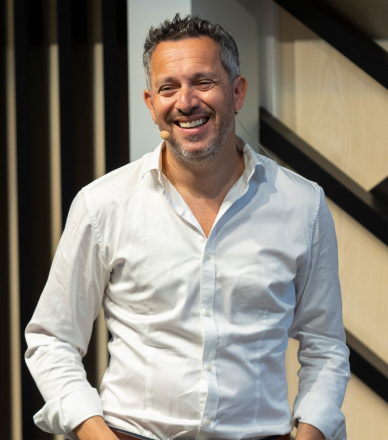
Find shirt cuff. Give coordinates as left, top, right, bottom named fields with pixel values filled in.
left=33, top=387, right=104, bottom=438
left=293, top=391, right=347, bottom=440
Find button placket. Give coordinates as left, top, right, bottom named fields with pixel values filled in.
left=203, top=418, right=211, bottom=427
left=204, top=363, right=212, bottom=372
left=197, top=236, right=219, bottom=438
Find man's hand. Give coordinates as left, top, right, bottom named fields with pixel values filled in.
left=73, top=416, right=119, bottom=440
left=295, top=422, right=325, bottom=440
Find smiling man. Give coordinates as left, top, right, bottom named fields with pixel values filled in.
left=26, top=14, right=350, bottom=440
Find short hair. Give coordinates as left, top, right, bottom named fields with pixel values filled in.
left=143, top=13, right=240, bottom=89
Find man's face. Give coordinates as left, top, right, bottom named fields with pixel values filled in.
left=144, top=37, right=245, bottom=162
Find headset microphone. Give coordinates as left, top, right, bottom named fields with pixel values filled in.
left=153, top=123, right=171, bottom=140
left=160, top=130, right=170, bottom=140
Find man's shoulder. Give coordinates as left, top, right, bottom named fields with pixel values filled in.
left=81, top=150, right=157, bottom=212
left=255, top=150, right=321, bottom=211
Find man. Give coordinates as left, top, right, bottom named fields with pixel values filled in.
left=26, top=14, right=350, bottom=440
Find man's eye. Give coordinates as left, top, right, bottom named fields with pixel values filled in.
left=197, top=81, right=213, bottom=89
left=160, top=86, right=175, bottom=92
left=159, top=87, right=177, bottom=96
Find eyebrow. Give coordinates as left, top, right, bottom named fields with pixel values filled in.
left=155, top=71, right=217, bottom=87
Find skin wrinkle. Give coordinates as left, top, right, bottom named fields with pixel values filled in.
left=154, top=71, right=223, bottom=91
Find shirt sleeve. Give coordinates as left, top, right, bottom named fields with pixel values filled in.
left=25, top=190, right=111, bottom=439
left=288, top=186, right=350, bottom=440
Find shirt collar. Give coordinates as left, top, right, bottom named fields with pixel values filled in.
left=141, top=136, right=266, bottom=185
left=141, top=141, right=164, bottom=182
left=236, top=136, right=267, bottom=184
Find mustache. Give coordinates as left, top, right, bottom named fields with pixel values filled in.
left=165, top=108, right=215, bottom=125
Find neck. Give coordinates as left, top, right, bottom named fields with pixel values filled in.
left=162, top=134, right=245, bottom=201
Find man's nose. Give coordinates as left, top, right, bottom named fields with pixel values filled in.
left=176, top=86, right=200, bottom=113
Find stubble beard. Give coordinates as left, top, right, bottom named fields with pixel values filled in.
left=164, top=101, right=236, bottom=165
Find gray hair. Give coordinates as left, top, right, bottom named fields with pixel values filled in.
left=143, top=13, right=240, bottom=89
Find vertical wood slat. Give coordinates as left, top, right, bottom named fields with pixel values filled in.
left=47, top=2, right=62, bottom=439
left=4, top=0, right=128, bottom=437
left=13, top=0, right=37, bottom=437
left=102, top=0, right=119, bottom=173
left=90, top=0, right=109, bottom=391
left=91, top=0, right=106, bottom=180
left=57, top=0, right=76, bottom=228
left=103, top=0, right=130, bottom=171
left=3, top=0, right=19, bottom=438
left=47, top=0, right=62, bottom=255
left=14, top=0, right=53, bottom=437
left=58, top=0, right=94, bottom=222
left=116, top=0, right=130, bottom=166
left=58, top=0, right=98, bottom=391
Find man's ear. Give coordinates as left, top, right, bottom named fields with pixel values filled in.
left=233, top=76, right=248, bottom=113
left=143, top=89, right=156, bottom=122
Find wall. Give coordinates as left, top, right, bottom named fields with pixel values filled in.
left=261, top=2, right=388, bottom=438
left=127, top=0, right=191, bottom=161
left=3, top=1, right=130, bottom=438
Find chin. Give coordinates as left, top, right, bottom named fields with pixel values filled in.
left=170, top=141, right=221, bottom=163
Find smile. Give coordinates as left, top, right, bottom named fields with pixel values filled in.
left=174, top=117, right=210, bottom=129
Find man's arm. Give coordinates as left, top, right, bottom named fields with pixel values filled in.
left=289, top=187, right=350, bottom=440
left=74, top=416, right=119, bottom=440
left=296, top=423, right=324, bottom=440
left=25, top=191, right=111, bottom=438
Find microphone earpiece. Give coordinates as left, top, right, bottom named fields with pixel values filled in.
left=160, top=131, right=170, bottom=140
left=153, top=123, right=171, bottom=140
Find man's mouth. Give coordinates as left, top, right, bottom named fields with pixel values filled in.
left=174, top=117, right=210, bottom=129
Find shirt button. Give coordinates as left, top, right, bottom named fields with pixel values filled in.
left=205, top=252, right=211, bottom=260
left=205, top=363, right=212, bottom=371
left=204, top=309, right=210, bottom=317
left=204, top=418, right=211, bottom=426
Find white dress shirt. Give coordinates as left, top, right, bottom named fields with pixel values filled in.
left=25, top=138, right=350, bottom=440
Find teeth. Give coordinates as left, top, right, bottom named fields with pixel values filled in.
left=179, top=118, right=205, bottom=128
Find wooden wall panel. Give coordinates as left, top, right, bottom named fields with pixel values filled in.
left=277, top=10, right=388, bottom=362
left=285, top=338, right=299, bottom=439
left=286, top=338, right=388, bottom=439
left=293, top=39, right=388, bottom=191
left=277, top=5, right=388, bottom=435
left=342, top=374, right=388, bottom=437
left=3, top=0, right=128, bottom=437
left=278, top=8, right=388, bottom=192
left=327, top=199, right=388, bottom=364
left=277, top=2, right=388, bottom=360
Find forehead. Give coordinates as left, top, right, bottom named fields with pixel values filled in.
left=150, top=36, right=225, bottom=83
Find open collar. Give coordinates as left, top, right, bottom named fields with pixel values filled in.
left=141, top=136, right=267, bottom=186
